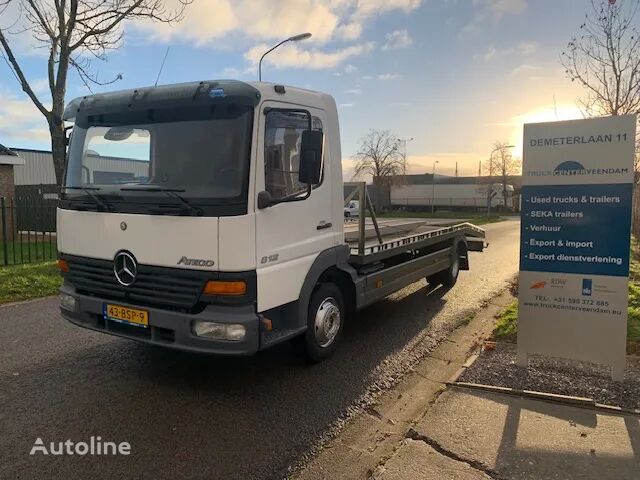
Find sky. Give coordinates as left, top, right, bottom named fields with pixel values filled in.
left=0, top=0, right=594, bottom=178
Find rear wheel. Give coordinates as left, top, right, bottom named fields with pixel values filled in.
left=298, top=283, right=344, bottom=363
left=427, top=247, right=461, bottom=288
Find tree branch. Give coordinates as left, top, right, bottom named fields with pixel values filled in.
left=0, top=28, right=50, bottom=118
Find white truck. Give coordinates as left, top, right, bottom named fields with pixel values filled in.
left=57, top=80, right=485, bottom=362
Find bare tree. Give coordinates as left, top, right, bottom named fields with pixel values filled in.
left=353, top=129, right=405, bottom=183
left=485, top=141, right=519, bottom=211
left=561, top=0, right=640, bottom=116
left=0, top=0, right=189, bottom=185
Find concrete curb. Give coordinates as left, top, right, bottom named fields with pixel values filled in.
left=444, top=339, right=640, bottom=417
left=447, top=374, right=640, bottom=417
left=0, top=295, right=57, bottom=309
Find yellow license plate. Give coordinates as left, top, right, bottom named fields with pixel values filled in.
left=104, top=304, right=149, bottom=328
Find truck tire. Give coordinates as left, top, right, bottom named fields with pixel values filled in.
left=427, top=247, right=460, bottom=288
left=298, top=283, right=345, bottom=363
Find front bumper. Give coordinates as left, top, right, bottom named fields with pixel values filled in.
left=59, top=284, right=260, bottom=355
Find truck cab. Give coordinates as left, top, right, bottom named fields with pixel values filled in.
left=58, top=79, right=483, bottom=362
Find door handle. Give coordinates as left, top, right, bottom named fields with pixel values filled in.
left=316, top=222, right=332, bottom=230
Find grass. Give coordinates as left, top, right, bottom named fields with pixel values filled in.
left=0, top=238, right=58, bottom=266
left=492, top=301, right=519, bottom=342
left=492, top=239, right=640, bottom=353
left=0, top=262, right=62, bottom=304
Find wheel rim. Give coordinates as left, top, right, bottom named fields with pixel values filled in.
left=314, top=297, right=341, bottom=348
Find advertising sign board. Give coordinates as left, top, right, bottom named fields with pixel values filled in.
left=518, top=115, right=637, bottom=380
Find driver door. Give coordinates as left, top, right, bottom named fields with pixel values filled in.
left=255, top=102, right=335, bottom=313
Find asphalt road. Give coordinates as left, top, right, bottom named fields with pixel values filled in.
left=0, top=219, right=520, bottom=480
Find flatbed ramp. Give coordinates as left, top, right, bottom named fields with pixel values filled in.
left=348, top=221, right=486, bottom=265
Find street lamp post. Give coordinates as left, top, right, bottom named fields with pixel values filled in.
left=431, top=160, right=439, bottom=214
left=259, top=33, right=312, bottom=82
left=398, top=137, right=414, bottom=169
left=486, top=144, right=515, bottom=217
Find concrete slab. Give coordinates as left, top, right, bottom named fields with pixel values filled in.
left=372, top=439, right=491, bottom=480
left=414, top=387, right=640, bottom=480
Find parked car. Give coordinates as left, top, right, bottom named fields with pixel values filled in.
left=344, top=200, right=359, bottom=218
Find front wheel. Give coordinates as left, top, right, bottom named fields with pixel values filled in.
left=297, top=283, right=345, bottom=363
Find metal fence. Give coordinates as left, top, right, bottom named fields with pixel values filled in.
left=0, top=194, right=57, bottom=266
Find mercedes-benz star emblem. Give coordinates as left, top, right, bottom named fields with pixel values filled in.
left=113, top=251, right=137, bottom=286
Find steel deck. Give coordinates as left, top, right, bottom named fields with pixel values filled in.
left=348, top=222, right=485, bottom=265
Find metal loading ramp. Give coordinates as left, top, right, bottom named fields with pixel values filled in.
left=344, top=182, right=485, bottom=266
left=348, top=222, right=486, bottom=265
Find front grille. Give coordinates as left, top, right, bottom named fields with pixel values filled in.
left=65, top=255, right=207, bottom=310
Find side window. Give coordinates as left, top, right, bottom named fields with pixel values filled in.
left=264, top=110, right=323, bottom=200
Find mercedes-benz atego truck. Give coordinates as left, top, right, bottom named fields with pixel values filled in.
left=57, top=80, right=485, bottom=362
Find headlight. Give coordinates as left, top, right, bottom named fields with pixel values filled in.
left=60, top=293, right=77, bottom=312
left=192, top=321, right=246, bottom=341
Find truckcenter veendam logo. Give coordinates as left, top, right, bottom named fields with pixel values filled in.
left=526, top=161, right=629, bottom=178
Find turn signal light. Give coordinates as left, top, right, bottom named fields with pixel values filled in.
left=203, top=280, right=247, bottom=296
left=57, top=259, right=69, bottom=273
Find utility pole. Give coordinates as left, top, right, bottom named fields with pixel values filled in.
left=431, top=160, right=439, bottom=214
left=455, top=162, right=458, bottom=178
left=398, top=137, right=413, bottom=174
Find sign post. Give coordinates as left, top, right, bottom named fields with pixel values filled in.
left=518, top=115, right=637, bottom=380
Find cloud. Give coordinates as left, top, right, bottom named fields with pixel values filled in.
left=245, top=41, right=375, bottom=70
left=339, top=103, right=355, bottom=108
left=463, top=0, right=527, bottom=35
left=476, top=0, right=527, bottom=19
left=345, top=88, right=362, bottom=94
left=382, top=29, right=413, bottom=50
left=517, top=41, right=537, bottom=56
left=135, top=1, right=425, bottom=74
left=353, top=0, right=422, bottom=18
left=336, top=22, right=363, bottom=40
left=139, top=0, right=338, bottom=45
left=474, top=41, right=538, bottom=62
left=344, top=64, right=358, bottom=73
left=0, top=89, right=50, bottom=144
left=377, top=73, right=402, bottom=80
left=510, top=64, right=542, bottom=77
left=139, top=0, right=423, bottom=46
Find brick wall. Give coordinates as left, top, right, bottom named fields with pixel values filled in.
left=0, top=164, right=15, bottom=241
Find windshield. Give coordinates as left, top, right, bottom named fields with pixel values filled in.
left=64, top=104, right=254, bottom=215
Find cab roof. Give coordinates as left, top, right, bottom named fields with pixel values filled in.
left=63, top=80, right=335, bottom=121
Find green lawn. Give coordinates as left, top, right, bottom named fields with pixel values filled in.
left=0, top=262, right=62, bottom=304
left=0, top=238, right=57, bottom=266
left=492, top=239, right=640, bottom=353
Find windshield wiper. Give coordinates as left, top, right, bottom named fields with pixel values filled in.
left=63, top=186, right=113, bottom=212
left=119, top=187, right=203, bottom=216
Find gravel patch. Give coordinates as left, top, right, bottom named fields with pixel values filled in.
left=458, top=342, right=640, bottom=410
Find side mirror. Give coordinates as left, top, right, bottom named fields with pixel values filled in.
left=299, top=130, right=323, bottom=185
left=257, top=190, right=273, bottom=209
